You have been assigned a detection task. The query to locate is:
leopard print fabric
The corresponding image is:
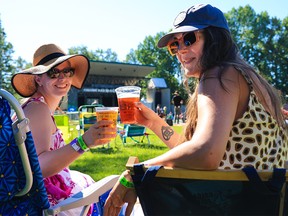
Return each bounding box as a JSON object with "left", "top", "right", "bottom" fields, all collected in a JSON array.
[{"left": 219, "top": 75, "right": 288, "bottom": 170}]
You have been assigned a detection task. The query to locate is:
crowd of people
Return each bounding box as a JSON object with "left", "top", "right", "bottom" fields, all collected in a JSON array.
[{"left": 10, "top": 3, "right": 288, "bottom": 216}]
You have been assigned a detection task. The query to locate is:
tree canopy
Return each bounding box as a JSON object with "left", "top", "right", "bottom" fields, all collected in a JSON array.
[
  {"left": 68, "top": 46, "right": 119, "bottom": 62},
  {"left": 1, "top": 5, "right": 287, "bottom": 101},
  {"left": 0, "top": 19, "right": 15, "bottom": 93},
  {"left": 0, "top": 19, "right": 29, "bottom": 96},
  {"left": 226, "top": 5, "right": 288, "bottom": 100}
]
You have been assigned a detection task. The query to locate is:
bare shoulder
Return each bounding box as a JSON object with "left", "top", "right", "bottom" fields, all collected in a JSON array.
[
  {"left": 23, "top": 100, "right": 51, "bottom": 121},
  {"left": 199, "top": 66, "right": 243, "bottom": 95}
]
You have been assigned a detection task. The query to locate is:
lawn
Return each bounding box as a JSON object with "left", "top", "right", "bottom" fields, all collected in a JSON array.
[{"left": 70, "top": 125, "right": 183, "bottom": 181}]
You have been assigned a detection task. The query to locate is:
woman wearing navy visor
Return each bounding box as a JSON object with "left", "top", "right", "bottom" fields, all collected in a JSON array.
[{"left": 104, "top": 4, "right": 288, "bottom": 216}]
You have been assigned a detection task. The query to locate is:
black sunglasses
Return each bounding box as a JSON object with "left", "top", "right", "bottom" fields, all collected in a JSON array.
[
  {"left": 46, "top": 67, "right": 75, "bottom": 79},
  {"left": 168, "top": 31, "right": 197, "bottom": 56}
]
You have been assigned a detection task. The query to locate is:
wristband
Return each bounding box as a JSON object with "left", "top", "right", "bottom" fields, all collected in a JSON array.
[
  {"left": 77, "top": 135, "right": 89, "bottom": 152},
  {"left": 70, "top": 138, "right": 84, "bottom": 154},
  {"left": 119, "top": 176, "right": 134, "bottom": 188}
]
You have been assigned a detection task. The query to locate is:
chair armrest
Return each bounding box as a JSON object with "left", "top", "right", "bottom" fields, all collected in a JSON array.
[
  {"left": 0, "top": 89, "right": 33, "bottom": 196},
  {"left": 126, "top": 156, "right": 288, "bottom": 181},
  {"left": 43, "top": 174, "right": 119, "bottom": 215}
]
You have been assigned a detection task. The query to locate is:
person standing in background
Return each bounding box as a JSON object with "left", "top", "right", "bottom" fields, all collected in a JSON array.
[{"left": 171, "top": 91, "right": 183, "bottom": 124}]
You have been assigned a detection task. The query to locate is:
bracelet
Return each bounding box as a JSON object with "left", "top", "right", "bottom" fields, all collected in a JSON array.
[
  {"left": 77, "top": 135, "right": 89, "bottom": 152},
  {"left": 70, "top": 138, "right": 84, "bottom": 154},
  {"left": 119, "top": 176, "right": 134, "bottom": 188}
]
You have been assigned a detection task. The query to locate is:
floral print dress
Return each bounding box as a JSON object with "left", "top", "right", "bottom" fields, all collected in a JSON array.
[{"left": 23, "top": 97, "right": 95, "bottom": 215}]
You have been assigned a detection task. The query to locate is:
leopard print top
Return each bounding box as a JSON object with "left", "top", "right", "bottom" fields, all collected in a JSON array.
[{"left": 219, "top": 74, "right": 288, "bottom": 170}]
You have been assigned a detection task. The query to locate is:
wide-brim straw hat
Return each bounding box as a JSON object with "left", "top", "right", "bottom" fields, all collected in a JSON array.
[{"left": 11, "top": 43, "right": 90, "bottom": 97}]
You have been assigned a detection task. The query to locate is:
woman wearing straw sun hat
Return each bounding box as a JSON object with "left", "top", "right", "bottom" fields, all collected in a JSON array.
[{"left": 11, "top": 43, "right": 117, "bottom": 215}]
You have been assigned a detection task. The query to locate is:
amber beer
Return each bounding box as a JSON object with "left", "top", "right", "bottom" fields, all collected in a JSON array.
[
  {"left": 115, "top": 86, "right": 141, "bottom": 124},
  {"left": 95, "top": 107, "right": 118, "bottom": 126},
  {"left": 117, "top": 96, "right": 140, "bottom": 124}
]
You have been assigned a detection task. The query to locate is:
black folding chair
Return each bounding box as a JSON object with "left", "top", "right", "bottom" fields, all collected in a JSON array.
[{"left": 126, "top": 156, "right": 288, "bottom": 216}]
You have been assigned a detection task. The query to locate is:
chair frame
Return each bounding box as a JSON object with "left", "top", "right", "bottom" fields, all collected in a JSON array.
[
  {"left": 126, "top": 156, "right": 288, "bottom": 181},
  {"left": 43, "top": 175, "right": 119, "bottom": 216},
  {"left": 118, "top": 124, "right": 150, "bottom": 145},
  {"left": 126, "top": 156, "right": 288, "bottom": 216},
  {"left": 0, "top": 89, "right": 33, "bottom": 196}
]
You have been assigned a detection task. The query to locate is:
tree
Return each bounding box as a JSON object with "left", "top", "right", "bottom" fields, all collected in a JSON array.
[
  {"left": 226, "top": 5, "right": 288, "bottom": 98},
  {"left": 68, "top": 46, "right": 119, "bottom": 62},
  {"left": 0, "top": 17, "right": 32, "bottom": 97},
  {"left": 131, "top": 32, "right": 186, "bottom": 99},
  {"left": 124, "top": 48, "right": 140, "bottom": 64},
  {"left": 0, "top": 19, "right": 16, "bottom": 94},
  {"left": 131, "top": 6, "right": 287, "bottom": 102}
]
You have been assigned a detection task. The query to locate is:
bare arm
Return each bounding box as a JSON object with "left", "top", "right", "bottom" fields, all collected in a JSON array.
[
  {"left": 134, "top": 102, "right": 181, "bottom": 149},
  {"left": 144, "top": 68, "right": 243, "bottom": 170},
  {"left": 24, "top": 101, "right": 116, "bottom": 177}
]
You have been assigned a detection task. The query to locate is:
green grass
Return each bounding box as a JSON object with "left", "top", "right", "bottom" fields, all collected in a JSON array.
[{"left": 70, "top": 125, "right": 183, "bottom": 181}]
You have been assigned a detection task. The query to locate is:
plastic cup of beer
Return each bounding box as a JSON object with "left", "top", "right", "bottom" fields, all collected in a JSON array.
[
  {"left": 115, "top": 86, "right": 141, "bottom": 124},
  {"left": 95, "top": 107, "right": 119, "bottom": 127}
]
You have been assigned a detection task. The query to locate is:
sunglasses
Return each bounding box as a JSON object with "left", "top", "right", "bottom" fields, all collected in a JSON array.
[
  {"left": 167, "top": 31, "right": 197, "bottom": 56},
  {"left": 46, "top": 67, "right": 75, "bottom": 79}
]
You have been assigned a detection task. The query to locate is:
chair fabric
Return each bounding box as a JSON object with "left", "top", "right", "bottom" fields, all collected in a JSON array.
[
  {"left": 78, "top": 105, "right": 98, "bottom": 133},
  {"left": 132, "top": 164, "right": 288, "bottom": 216},
  {"left": 0, "top": 96, "right": 50, "bottom": 215},
  {"left": 119, "top": 124, "right": 150, "bottom": 144}
]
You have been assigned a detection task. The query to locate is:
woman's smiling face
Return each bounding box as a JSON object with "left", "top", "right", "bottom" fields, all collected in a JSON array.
[
  {"left": 169, "top": 31, "right": 204, "bottom": 78},
  {"left": 36, "top": 61, "right": 73, "bottom": 98}
]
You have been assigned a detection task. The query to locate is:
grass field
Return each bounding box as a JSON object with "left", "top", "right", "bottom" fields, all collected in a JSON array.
[{"left": 70, "top": 125, "right": 183, "bottom": 181}]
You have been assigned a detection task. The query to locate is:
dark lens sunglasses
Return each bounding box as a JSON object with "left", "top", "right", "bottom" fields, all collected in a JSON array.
[
  {"left": 168, "top": 31, "right": 197, "bottom": 56},
  {"left": 46, "top": 67, "right": 75, "bottom": 79}
]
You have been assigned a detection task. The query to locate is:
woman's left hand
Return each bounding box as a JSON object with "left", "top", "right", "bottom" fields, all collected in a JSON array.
[
  {"left": 104, "top": 171, "right": 137, "bottom": 216},
  {"left": 83, "top": 120, "right": 117, "bottom": 148}
]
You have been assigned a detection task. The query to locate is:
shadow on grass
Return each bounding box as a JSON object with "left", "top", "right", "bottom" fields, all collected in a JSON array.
[
  {"left": 124, "top": 143, "right": 167, "bottom": 150},
  {"left": 90, "top": 143, "right": 167, "bottom": 154},
  {"left": 90, "top": 146, "right": 117, "bottom": 154}
]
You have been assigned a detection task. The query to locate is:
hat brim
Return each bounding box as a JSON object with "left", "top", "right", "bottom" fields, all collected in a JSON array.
[
  {"left": 12, "top": 54, "right": 90, "bottom": 97},
  {"left": 157, "top": 25, "right": 207, "bottom": 48}
]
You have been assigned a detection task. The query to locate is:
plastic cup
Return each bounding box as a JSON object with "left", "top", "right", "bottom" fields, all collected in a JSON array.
[
  {"left": 115, "top": 86, "right": 141, "bottom": 124},
  {"left": 95, "top": 107, "right": 119, "bottom": 127}
]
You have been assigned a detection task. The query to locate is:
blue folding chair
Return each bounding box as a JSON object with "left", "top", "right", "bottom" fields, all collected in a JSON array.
[
  {"left": 118, "top": 124, "right": 150, "bottom": 145},
  {"left": 0, "top": 89, "right": 120, "bottom": 216},
  {"left": 126, "top": 156, "right": 288, "bottom": 216},
  {"left": 0, "top": 89, "right": 49, "bottom": 215}
]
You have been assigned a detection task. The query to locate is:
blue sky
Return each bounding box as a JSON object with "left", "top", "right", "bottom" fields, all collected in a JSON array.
[{"left": 0, "top": 0, "right": 287, "bottom": 62}]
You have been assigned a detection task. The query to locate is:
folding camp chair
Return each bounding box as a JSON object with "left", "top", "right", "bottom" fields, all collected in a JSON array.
[
  {"left": 0, "top": 89, "right": 119, "bottom": 215},
  {"left": 44, "top": 175, "right": 119, "bottom": 215},
  {"left": 126, "top": 156, "right": 288, "bottom": 216},
  {"left": 78, "top": 105, "right": 97, "bottom": 135},
  {"left": 118, "top": 124, "right": 150, "bottom": 145},
  {"left": 0, "top": 89, "right": 50, "bottom": 214}
]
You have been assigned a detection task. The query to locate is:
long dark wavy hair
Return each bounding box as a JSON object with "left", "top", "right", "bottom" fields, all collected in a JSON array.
[{"left": 181, "top": 27, "right": 287, "bottom": 143}]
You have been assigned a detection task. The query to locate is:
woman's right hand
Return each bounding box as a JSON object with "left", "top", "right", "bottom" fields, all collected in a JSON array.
[
  {"left": 82, "top": 120, "right": 117, "bottom": 148},
  {"left": 134, "top": 102, "right": 164, "bottom": 129},
  {"left": 104, "top": 171, "right": 137, "bottom": 216}
]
